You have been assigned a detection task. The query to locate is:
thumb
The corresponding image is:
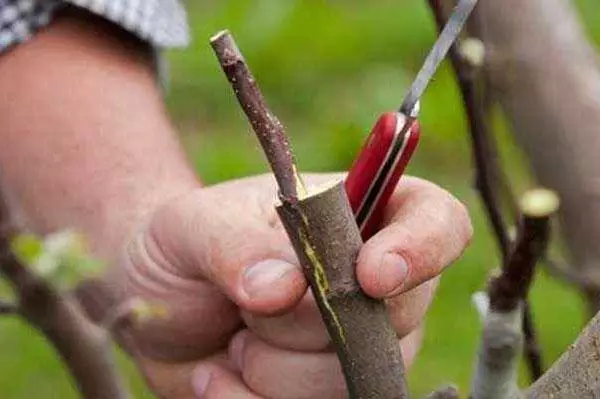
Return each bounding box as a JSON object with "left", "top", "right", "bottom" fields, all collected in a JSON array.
[{"left": 132, "top": 184, "right": 307, "bottom": 315}]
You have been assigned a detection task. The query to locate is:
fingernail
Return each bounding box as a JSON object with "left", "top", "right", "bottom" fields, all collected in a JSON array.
[
  {"left": 243, "top": 259, "right": 299, "bottom": 298},
  {"left": 378, "top": 253, "right": 409, "bottom": 296},
  {"left": 229, "top": 331, "right": 247, "bottom": 371},
  {"left": 192, "top": 368, "right": 211, "bottom": 398}
]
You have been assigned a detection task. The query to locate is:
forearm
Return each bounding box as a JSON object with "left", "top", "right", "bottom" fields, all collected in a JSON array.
[{"left": 0, "top": 10, "right": 199, "bottom": 257}]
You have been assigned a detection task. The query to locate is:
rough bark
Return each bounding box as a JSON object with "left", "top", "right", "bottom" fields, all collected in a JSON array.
[
  {"left": 526, "top": 311, "right": 600, "bottom": 397},
  {"left": 474, "top": 0, "right": 600, "bottom": 312},
  {"left": 277, "top": 182, "right": 407, "bottom": 399}
]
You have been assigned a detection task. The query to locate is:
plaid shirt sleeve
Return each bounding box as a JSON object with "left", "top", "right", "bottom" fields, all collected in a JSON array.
[{"left": 0, "top": 0, "right": 190, "bottom": 53}]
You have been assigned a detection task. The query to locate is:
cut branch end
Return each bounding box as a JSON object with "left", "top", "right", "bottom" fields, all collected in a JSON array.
[
  {"left": 520, "top": 188, "right": 560, "bottom": 218},
  {"left": 459, "top": 37, "right": 486, "bottom": 67}
]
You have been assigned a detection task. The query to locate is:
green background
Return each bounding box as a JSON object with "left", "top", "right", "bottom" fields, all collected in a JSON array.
[{"left": 1, "top": 1, "right": 599, "bottom": 397}]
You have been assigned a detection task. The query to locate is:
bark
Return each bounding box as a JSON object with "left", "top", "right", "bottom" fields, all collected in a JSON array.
[
  {"left": 526, "top": 311, "right": 600, "bottom": 397},
  {"left": 210, "top": 30, "right": 304, "bottom": 199},
  {"left": 277, "top": 182, "right": 407, "bottom": 399},
  {"left": 474, "top": 0, "right": 600, "bottom": 309}
]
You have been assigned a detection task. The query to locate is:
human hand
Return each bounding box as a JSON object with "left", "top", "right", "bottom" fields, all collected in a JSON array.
[{"left": 119, "top": 173, "right": 472, "bottom": 398}]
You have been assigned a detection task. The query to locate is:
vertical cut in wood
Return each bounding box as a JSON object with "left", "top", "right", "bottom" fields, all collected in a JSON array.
[{"left": 277, "top": 182, "right": 407, "bottom": 398}]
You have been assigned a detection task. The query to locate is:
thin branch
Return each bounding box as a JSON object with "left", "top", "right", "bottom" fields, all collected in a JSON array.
[
  {"left": 0, "top": 187, "right": 129, "bottom": 399},
  {"left": 427, "top": 0, "right": 544, "bottom": 381},
  {"left": 210, "top": 30, "right": 407, "bottom": 399},
  {"left": 428, "top": 0, "right": 510, "bottom": 265},
  {"left": 210, "top": 30, "right": 305, "bottom": 201},
  {"left": 521, "top": 301, "right": 543, "bottom": 379}
]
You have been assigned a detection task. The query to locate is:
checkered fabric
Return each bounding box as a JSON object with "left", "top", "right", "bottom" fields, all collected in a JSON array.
[{"left": 0, "top": 0, "right": 189, "bottom": 54}]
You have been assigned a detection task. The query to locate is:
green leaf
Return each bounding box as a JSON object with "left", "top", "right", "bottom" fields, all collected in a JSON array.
[{"left": 11, "top": 234, "right": 44, "bottom": 265}]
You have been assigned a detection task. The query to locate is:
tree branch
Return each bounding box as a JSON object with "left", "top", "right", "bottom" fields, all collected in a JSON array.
[
  {"left": 428, "top": 0, "right": 510, "bottom": 266},
  {"left": 427, "top": 0, "right": 544, "bottom": 382},
  {"left": 472, "top": 189, "right": 558, "bottom": 398},
  {"left": 0, "top": 189, "right": 129, "bottom": 398},
  {"left": 526, "top": 309, "right": 600, "bottom": 397},
  {"left": 211, "top": 30, "right": 407, "bottom": 399},
  {"left": 210, "top": 30, "right": 305, "bottom": 201},
  {"left": 488, "top": 190, "right": 557, "bottom": 312}
]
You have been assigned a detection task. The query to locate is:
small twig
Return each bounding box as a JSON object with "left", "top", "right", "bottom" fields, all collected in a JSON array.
[
  {"left": 521, "top": 301, "right": 543, "bottom": 380},
  {"left": 428, "top": 0, "right": 510, "bottom": 265},
  {"left": 210, "top": 30, "right": 407, "bottom": 398},
  {"left": 488, "top": 189, "right": 558, "bottom": 312},
  {"left": 210, "top": 30, "right": 305, "bottom": 200},
  {"left": 0, "top": 186, "right": 129, "bottom": 399},
  {"left": 0, "top": 298, "right": 17, "bottom": 314}
]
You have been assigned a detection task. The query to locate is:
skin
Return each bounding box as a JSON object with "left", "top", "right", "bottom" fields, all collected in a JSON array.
[{"left": 0, "top": 9, "right": 473, "bottom": 399}]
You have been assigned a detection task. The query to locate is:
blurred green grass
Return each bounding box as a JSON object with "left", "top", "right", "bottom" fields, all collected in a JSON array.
[{"left": 1, "top": 1, "right": 598, "bottom": 397}]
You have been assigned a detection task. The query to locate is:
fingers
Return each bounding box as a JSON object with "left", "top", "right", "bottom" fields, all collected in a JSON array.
[
  {"left": 241, "top": 291, "right": 329, "bottom": 351},
  {"left": 227, "top": 329, "right": 420, "bottom": 399},
  {"left": 242, "top": 278, "right": 438, "bottom": 353},
  {"left": 193, "top": 358, "right": 261, "bottom": 399},
  {"left": 230, "top": 330, "right": 347, "bottom": 399},
  {"left": 128, "top": 176, "right": 308, "bottom": 316},
  {"left": 357, "top": 177, "right": 472, "bottom": 299},
  {"left": 123, "top": 176, "right": 308, "bottom": 361},
  {"left": 386, "top": 278, "right": 439, "bottom": 338}
]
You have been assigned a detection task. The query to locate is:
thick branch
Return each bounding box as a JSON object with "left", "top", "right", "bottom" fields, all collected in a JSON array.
[
  {"left": 210, "top": 31, "right": 407, "bottom": 398},
  {"left": 526, "top": 310, "right": 600, "bottom": 397},
  {"left": 278, "top": 183, "right": 406, "bottom": 398},
  {"left": 210, "top": 30, "right": 304, "bottom": 200},
  {"left": 0, "top": 191, "right": 128, "bottom": 399}
]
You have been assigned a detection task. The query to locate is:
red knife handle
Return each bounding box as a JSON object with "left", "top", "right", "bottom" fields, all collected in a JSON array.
[{"left": 345, "top": 112, "right": 420, "bottom": 240}]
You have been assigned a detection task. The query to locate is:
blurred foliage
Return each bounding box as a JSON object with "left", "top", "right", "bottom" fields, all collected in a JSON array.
[{"left": 1, "top": 0, "right": 599, "bottom": 397}]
